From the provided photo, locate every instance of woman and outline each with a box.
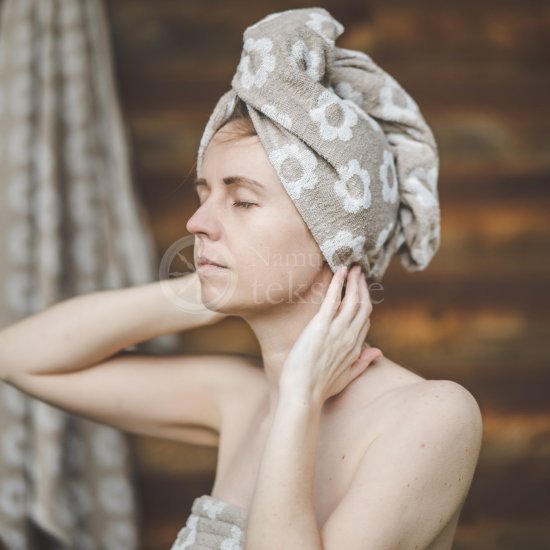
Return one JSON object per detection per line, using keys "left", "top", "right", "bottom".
{"left": 0, "top": 7, "right": 483, "bottom": 550}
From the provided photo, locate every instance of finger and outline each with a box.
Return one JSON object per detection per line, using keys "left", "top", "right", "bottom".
{"left": 336, "top": 270, "right": 369, "bottom": 354}
{"left": 362, "top": 274, "right": 373, "bottom": 315}
{"left": 347, "top": 318, "right": 371, "bottom": 362}
{"left": 347, "top": 272, "right": 371, "bottom": 335}
{"left": 336, "top": 265, "right": 361, "bottom": 321}
{"left": 348, "top": 278, "right": 374, "bottom": 356}
{"left": 318, "top": 266, "right": 348, "bottom": 320}
{"left": 357, "top": 269, "right": 372, "bottom": 314}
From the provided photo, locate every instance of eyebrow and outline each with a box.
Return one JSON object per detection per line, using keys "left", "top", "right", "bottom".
{"left": 193, "top": 175, "right": 264, "bottom": 192}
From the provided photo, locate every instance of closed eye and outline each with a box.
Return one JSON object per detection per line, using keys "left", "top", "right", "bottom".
{"left": 233, "top": 201, "right": 256, "bottom": 209}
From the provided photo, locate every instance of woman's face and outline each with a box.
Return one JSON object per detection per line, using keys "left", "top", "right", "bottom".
{"left": 186, "top": 120, "right": 330, "bottom": 315}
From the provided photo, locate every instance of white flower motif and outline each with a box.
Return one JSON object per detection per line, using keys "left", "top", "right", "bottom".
{"left": 1, "top": 424, "right": 26, "bottom": 467}
{"left": 379, "top": 74, "right": 420, "bottom": 122}
{"left": 32, "top": 400, "right": 64, "bottom": 433}
{"left": 334, "top": 159, "right": 372, "bottom": 213}
{"left": 405, "top": 165, "right": 438, "bottom": 208}
{"left": 6, "top": 172, "right": 31, "bottom": 216}
{"left": 10, "top": 73, "right": 32, "bottom": 119}
{"left": 333, "top": 81, "right": 363, "bottom": 107}
{"left": 203, "top": 497, "right": 226, "bottom": 519}
{"left": 0, "top": 476, "right": 26, "bottom": 520}
{"left": 171, "top": 514, "right": 198, "bottom": 549}
{"left": 344, "top": 100, "right": 382, "bottom": 133}
{"left": 380, "top": 149, "right": 398, "bottom": 204}
{"left": 310, "top": 90, "right": 358, "bottom": 142}
{"left": 7, "top": 223, "right": 31, "bottom": 265}
{"left": 237, "top": 37, "right": 276, "bottom": 90}
{"left": 375, "top": 220, "right": 396, "bottom": 250}
{"left": 306, "top": 12, "right": 343, "bottom": 44}
{"left": 5, "top": 270, "right": 32, "bottom": 314}
{"left": 9, "top": 123, "right": 31, "bottom": 165}
{"left": 102, "top": 519, "right": 137, "bottom": 550}
{"left": 268, "top": 143, "right": 318, "bottom": 200}
{"left": 320, "top": 230, "right": 366, "bottom": 268}
{"left": 289, "top": 40, "right": 322, "bottom": 81}
{"left": 98, "top": 476, "right": 132, "bottom": 515}
{"left": 221, "top": 524, "right": 243, "bottom": 550}
{"left": 406, "top": 166, "right": 437, "bottom": 193}
{"left": 1, "top": 384, "right": 26, "bottom": 417}
{"left": 92, "top": 426, "right": 126, "bottom": 469}
{"left": 261, "top": 103, "right": 293, "bottom": 129}
{"left": 70, "top": 481, "right": 94, "bottom": 516}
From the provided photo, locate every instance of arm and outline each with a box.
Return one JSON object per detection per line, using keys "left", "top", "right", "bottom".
{"left": 244, "top": 390, "right": 324, "bottom": 550}
{"left": 320, "top": 380, "right": 483, "bottom": 549}
{"left": 0, "top": 271, "right": 237, "bottom": 444}
{"left": 0, "top": 271, "right": 222, "bottom": 383}
{"left": 245, "top": 265, "right": 382, "bottom": 549}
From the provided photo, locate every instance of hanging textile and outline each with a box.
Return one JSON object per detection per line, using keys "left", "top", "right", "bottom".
{"left": 0, "top": 0, "right": 175, "bottom": 547}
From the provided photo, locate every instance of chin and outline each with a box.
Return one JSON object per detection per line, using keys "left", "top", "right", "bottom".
{"left": 198, "top": 281, "right": 243, "bottom": 316}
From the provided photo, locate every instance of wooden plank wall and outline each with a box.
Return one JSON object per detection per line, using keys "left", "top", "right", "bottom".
{"left": 3, "top": 0, "right": 545, "bottom": 548}
{"left": 103, "top": 1, "right": 550, "bottom": 548}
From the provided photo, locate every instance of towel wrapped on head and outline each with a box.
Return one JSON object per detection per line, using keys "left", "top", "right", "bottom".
{"left": 196, "top": 7, "right": 440, "bottom": 282}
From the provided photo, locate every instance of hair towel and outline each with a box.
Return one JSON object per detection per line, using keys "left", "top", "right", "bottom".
{"left": 196, "top": 7, "right": 440, "bottom": 282}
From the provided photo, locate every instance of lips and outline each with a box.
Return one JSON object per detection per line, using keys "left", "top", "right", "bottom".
{"left": 196, "top": 254, "right": 227, "bottom": 268}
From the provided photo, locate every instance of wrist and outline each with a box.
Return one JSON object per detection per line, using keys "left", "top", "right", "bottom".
{"left": 278, "top": 385, "right": 324, "bottom": 416}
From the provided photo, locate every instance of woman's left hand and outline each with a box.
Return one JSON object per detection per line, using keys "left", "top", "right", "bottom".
{"left": 279, "top": 264, "right": 383, "bottom": 406}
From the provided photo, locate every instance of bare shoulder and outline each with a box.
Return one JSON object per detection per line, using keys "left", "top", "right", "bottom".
{"left": 321, "top": 357, "right": 483, "bottom": 549}
{"left": 375, "top": 357, "right": 482, "bottom": 431}
{"left": 356, "top": 354, "right": 484, "bottom": 472}
{"left": 397, "top": 376, "right": 484, "bottom": 455}
{"left": 345, "top": 354, "right": 483, "bottom": 453}
{"left": 352, "top": 354, "right": 479, "bottom": 408}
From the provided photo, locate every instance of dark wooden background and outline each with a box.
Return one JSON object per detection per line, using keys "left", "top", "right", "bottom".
{"left": 102, "top": 1, "right": 549, "bottom": 548}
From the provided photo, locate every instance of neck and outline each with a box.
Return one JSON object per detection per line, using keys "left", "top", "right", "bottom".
{"left": 240, "top": 268, "right": 333, "bottom": 419}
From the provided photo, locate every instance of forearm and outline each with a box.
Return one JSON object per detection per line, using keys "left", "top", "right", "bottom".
{"left": 245, "top": 391, "right": 324, "bottom": 550}
{"left": 0, "top": 272, "right": 220, "bottom": 380}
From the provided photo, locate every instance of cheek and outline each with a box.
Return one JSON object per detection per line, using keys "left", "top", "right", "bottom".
{"left": 248, "top": 215, "right": 321, "bottom": 266}
{"left": 243, "top": 243, "right": 323, "bottom": 304}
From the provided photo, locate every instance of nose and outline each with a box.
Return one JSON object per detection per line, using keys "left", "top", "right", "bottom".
{"left": 185, "top": 198, "right": 221, "bottom": 238}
